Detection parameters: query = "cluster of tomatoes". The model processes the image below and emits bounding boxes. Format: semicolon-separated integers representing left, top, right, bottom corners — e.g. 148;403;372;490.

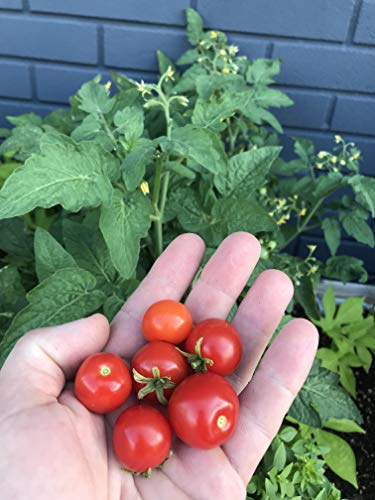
74;300;242;475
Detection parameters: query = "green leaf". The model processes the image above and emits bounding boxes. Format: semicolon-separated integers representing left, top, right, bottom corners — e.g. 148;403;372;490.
99;189;152;279
0;125;44;162
316;348;338;372
121;139;155;191
278;426;298;443
162;125;226;175
322;218;341;256
0;138;115;219
0;217;33;260
289;360;363;427
254;87;293;108
7;113;43;127
349;174;375;217
336;296;365;324
341;212;374;247
34;227;77;282
293;137;314;163
295;276;319;320
315;429;358;488
172;64;207;94
273;442;287;471
313;172;343;198
43;109;75;135
0;268;106;366
241;100;283;133
114;106;144;144
324;256;368;284
323;418;366;434
185;8;203;45
339;364;356;397
322;285;336;327
77;77;114;114
177;48;199;66
63;219;116;294
192;95;236;132
246;59;281;85
214;146;281;196
0;266;27;335
70;114;112;152
157;50;176;75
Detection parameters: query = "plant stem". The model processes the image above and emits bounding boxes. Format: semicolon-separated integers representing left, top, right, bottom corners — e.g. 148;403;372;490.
281;198;324;250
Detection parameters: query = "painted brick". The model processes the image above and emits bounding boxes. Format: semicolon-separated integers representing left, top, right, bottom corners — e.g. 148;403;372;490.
279;130;375;176
354;0;375;45
0;0;22;9
332;95;375;136
0;62;31;99
275;89;331;129
197;0;354;41
29;0;189;25
229;35;268;60
0;15;97;64
104;25;189;70
274;43;375;92
35;66;100;103
0;100;58;127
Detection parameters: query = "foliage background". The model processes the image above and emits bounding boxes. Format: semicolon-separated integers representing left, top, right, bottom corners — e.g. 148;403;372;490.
0;0;375;278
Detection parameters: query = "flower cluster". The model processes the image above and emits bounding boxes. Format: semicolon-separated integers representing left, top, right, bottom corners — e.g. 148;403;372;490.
315;136;361;174
196;30;243;75
260;188;308;226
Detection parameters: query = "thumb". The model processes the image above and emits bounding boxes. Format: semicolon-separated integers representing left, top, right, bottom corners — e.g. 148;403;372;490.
0;314;110;405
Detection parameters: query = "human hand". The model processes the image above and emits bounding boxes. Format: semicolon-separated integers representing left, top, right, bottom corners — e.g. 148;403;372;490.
0;233;318;500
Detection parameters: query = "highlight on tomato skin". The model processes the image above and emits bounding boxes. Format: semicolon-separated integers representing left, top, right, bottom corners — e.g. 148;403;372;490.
74;352;132;414
131;340;190;405
142;299;193;344
112;404;172;474
184;318;242;376
168;372;239;450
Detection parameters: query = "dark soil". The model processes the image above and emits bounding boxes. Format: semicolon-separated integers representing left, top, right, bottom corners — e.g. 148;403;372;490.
327;366;375;499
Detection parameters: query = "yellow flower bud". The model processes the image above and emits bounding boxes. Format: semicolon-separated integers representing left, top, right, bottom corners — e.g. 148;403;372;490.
299;207;307;216
210;31;218;39
307;244;317;253
277;198;286;207
277;216;287;225
222;67;230;74
104;81;111;91
334;135;342;144
340;159;346;166
331;156;337;164
219;49;226;56
352;152;360;160
140;181;150;195
317;151;328;159
316;163;323;170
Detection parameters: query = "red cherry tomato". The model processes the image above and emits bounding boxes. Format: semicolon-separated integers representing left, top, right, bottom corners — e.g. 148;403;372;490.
168;372;239;449
74;352;131;414
142;300;193;344
131;340;190;405
113;405;172;473
184;318;242;376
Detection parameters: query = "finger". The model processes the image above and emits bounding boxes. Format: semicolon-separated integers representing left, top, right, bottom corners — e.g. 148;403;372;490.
228;269;294;393
106;233;205;358
185;232;261;322
0;314;110;404
223;318;318;483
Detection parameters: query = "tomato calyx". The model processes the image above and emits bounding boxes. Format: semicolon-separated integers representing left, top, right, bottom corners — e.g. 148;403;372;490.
178;337;214;373
132;366;176;405
121;450;173;478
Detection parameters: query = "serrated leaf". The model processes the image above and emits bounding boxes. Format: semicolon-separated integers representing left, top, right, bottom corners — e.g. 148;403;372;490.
341;212;374;247
295;276;319;320
172;64;207;94
349;174;375;217
34;227;77;282
162;125;226;175
322;285;336;326
63;219;116;294
242;100;283;133
0;268;106;366
192;96;236;132
324;256;368;284
315;430;358;488
77;77;114;114
254;87;293;108
339;364;356;397
43;109;75;135
322;218;341;256
0;125;44;162
0;266;27;335
99;189;152;279
185;8;203;45
0;139;115;219
177;48;199;66
246;59;281;85
157;50;176;75
114;106;144;144
121;139;155;191
214;146;281;196
7;113;43;127
0;217;33;260
289;360;362;427
313;172;343;198
336;296;365;324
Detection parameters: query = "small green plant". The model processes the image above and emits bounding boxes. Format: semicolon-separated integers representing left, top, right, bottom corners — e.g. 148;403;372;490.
247;424;343;499
314;286;375;397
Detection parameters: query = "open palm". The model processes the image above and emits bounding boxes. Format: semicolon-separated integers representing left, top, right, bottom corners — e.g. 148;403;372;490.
0;233;318;500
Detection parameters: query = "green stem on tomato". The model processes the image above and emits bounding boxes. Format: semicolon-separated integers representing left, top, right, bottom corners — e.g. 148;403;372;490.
281;198;324;250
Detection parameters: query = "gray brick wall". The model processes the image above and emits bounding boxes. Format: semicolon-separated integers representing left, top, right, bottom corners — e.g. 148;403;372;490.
0;0;374;273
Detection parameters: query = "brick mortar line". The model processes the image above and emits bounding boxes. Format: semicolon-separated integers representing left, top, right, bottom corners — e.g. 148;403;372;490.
324;95;338;130
0;9;361;47
284;125;375;142
345;0;363;44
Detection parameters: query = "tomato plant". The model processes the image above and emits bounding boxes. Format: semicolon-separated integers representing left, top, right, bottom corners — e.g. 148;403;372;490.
113;405;172;474
74;352;132;414
142;299;193;344
132;340;190;404
168;372;239;449
183;318;242;376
